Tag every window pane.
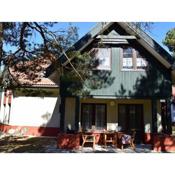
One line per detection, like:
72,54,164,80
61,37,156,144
82,104,93,130
119,104,143,133
118,105,127,131
136,50,147,69
123,58,133,69
96,48,111,70
123,48,133,58
129,105,136,130
122,48,133,69
95,104,106,129
81,104,106,131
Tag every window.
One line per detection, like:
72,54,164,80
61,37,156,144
122,47,147,70
118,104,144,142
118,104,143,131
81,104,106,131
136,50,147,69
94,48,111,70
123,48,133,69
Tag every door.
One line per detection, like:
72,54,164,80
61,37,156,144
118,104,144,143
81,103,106,131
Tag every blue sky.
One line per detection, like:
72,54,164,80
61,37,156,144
4,22,175,54
64,22,175,51
147,22,175,52
58,22,175,54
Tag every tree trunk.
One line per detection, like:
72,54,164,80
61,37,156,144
0,23,3,84
0,22,3,63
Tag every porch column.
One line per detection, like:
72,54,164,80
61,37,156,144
166,98,172,134
60,96,66,132
160,101,167,133
74,97,80,131
151,98,157,133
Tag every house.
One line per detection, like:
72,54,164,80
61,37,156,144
0,57,60,136
0,22,175,151
58,22,175,150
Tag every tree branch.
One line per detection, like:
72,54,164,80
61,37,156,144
41,27,84,82
34,22,48,50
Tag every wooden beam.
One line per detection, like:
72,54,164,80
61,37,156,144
74,97,80,131
152,98,157,133
98,41,129,45
96,35,137,40
60,97,66,132
166,98,172,134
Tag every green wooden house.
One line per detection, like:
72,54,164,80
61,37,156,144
59,22,174,144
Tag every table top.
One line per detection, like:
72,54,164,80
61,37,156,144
79,130,124,134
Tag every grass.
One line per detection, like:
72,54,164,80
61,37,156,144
0,136,57,153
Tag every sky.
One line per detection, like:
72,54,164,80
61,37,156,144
147,22,175,52
56,22,175,54
3,22,175,55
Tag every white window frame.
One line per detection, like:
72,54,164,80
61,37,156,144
122,47,133,70
94,48,111,70
136,50,147,70
121,47,147,71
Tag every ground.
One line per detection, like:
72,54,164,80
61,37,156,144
0,135,56,153
0,132,154,153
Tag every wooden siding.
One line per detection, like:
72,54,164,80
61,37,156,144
89,46,171,98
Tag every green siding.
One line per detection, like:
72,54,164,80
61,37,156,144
90,47,171,98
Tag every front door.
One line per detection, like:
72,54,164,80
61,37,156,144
118,104,144,143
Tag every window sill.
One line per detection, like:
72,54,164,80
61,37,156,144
121,69,146,72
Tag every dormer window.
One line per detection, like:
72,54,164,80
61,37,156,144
122,47,147,71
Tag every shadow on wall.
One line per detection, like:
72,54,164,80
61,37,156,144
3,105,11,124
114,53,171,98
0,96,61,137
88,70,115,90
37,96,60,136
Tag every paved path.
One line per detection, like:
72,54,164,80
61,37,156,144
44,144,153,153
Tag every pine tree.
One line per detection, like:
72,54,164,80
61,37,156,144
163,28,175,57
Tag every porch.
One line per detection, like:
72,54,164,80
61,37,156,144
58,97,174,151
63,98,172,138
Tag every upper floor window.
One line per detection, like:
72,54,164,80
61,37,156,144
136,50,147,69
122,48,133,69
122,47,147,71
92,48,111,70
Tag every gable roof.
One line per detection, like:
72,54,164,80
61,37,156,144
61,22,173,70
9,57,59,88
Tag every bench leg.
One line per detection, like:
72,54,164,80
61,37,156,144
82,136,87,148
93,136,95,150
